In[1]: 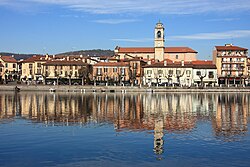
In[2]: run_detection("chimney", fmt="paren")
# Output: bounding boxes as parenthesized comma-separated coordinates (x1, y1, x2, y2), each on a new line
(225, 44, 233, 47)
(67, 56, 69, 61)
(164, 60, 167, 66)
(45, 54, 49, 60)
(147, 60, 151, 65)
(181, 60, 184, 66)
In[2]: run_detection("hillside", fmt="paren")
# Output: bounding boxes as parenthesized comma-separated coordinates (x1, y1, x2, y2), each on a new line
(56, 49, 114, 57)
(0, 49, 114, 60)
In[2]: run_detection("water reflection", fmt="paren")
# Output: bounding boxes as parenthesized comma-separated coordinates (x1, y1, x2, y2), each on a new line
(0, 92, 249, 154)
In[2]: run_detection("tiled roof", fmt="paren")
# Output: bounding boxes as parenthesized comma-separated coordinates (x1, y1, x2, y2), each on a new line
(45, 60, 87, 66)
(93, 62, 129, 67)
(0, 56, 17, 63)
(215, 46, 248, 51)
(22, 55, 46, 63)
(192, 60, 217, 69)
(117, 47, 154, 53)
(116, 47, 197, 53)
(143, 60, 216, 69)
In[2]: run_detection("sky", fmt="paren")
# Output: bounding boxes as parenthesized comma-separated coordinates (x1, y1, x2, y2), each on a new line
(0, 0, 250, 60)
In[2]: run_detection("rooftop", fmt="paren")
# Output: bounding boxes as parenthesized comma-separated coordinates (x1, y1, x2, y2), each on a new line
(116, 47, 197, 53)
(0, 55, 17, 63)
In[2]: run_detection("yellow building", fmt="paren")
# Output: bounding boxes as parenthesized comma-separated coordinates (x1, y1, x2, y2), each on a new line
(115, 22, 198, 62)
(43, 59, 90, 85)
(92, 62, 130, 85)
(21, 55, 47, 82)
(0, 55, 18, 83)
(213, 44, 248, 86)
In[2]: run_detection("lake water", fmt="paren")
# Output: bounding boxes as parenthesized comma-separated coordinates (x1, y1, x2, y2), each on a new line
(0, 92, 250, 167)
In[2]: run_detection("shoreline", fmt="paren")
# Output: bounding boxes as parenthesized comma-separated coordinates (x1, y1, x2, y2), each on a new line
(0, 85, 250, 93)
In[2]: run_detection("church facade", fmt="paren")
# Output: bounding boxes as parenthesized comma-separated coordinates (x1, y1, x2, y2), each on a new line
(114, 22, 198, 62)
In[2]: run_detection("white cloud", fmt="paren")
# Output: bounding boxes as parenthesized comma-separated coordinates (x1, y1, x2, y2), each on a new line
(3, 0, 250, 15)
(93, 19, 139, 24)
(206, 18, 240, 22)
(169, 30, 250, 40)
(112, 38, 153, 42)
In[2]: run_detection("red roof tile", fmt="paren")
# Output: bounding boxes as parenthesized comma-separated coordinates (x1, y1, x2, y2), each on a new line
(93, 62, 129, 67)
(0, 56, 17, 63)
(143, 60, 216, 69)
(215, 46, 248, 51)
(165, 47, 197, 53)
(45, 60, 87, 66)
(117, 47, 154, 53)
(22, 55, 46, 63)
(116, 47, 197, 53)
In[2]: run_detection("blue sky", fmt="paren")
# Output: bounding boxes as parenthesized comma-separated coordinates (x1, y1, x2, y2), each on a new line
(0, 0, 250, 60)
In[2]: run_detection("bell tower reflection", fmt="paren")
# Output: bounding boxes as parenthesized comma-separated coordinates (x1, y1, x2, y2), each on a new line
(153, 115, 164, 156)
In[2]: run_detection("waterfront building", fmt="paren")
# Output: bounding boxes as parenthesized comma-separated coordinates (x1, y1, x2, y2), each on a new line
(92, 62, 130, 85)
(0, 55, 18, 83)
(192, 60, 217, 87)
(114, 21, 198, 62)
(20, 55, 47, 82)
(143, 59, 217, 87)
(0, 62, 3, 82)
(213, 44, 248, 86)
(43, 58, 90, 85)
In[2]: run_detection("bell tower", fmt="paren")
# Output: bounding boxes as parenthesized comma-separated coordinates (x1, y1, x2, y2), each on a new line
(154, 21, 165, 61)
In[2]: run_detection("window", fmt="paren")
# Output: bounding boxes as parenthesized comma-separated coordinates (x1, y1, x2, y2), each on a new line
(37, 63, 41, 68)
(147, 70, 152, 75)
(70, 66, 73, 70)
(121, 68, 125, 75)
(169, 70, 173, 75)
(97, 68, 102, 75)
(176, 70, 181, 75)
(75, 71, 77, 77)
(209, 71, 214, 78)
(133, 63, 138, 69)
(113, 68, 117, 72)
(196, 71, 201, 76)
(186, 70, 191, 77)
(13, 64, 16, 68)
(104, 68, 108, 73)
(29, 64, 33, 69)
(0, 68, 2, 72)
(157, 31, 161, 38)
(37, 69, 41, 74)
(176, 55, 178, 59)
(158, 70, 163, 75)
(5, 63, 8, 68)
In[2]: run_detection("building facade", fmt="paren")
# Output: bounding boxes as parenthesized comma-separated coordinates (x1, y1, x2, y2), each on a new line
(114, 22, 198, 62)
(0, 55, 18, 83)
(213, 44, 248, 86)
(92, 62, 130, 85)
(143, 60, 217, 87)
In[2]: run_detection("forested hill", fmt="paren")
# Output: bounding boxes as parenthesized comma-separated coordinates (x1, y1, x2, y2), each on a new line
(0, 49, 114, 60)
(0, 53, 35, 60)
(56, 49, 114, 57)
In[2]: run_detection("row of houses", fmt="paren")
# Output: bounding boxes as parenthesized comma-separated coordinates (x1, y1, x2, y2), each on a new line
(0, 45, 248, 87)
(0, 22, 249, 87)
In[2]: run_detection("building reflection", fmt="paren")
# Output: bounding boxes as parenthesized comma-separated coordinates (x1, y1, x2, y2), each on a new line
(212, 93, 248, 139)
(0, 92, 249, 153)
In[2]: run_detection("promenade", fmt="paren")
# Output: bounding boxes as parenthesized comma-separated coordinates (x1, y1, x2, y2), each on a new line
(1, 85, 250, 93)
